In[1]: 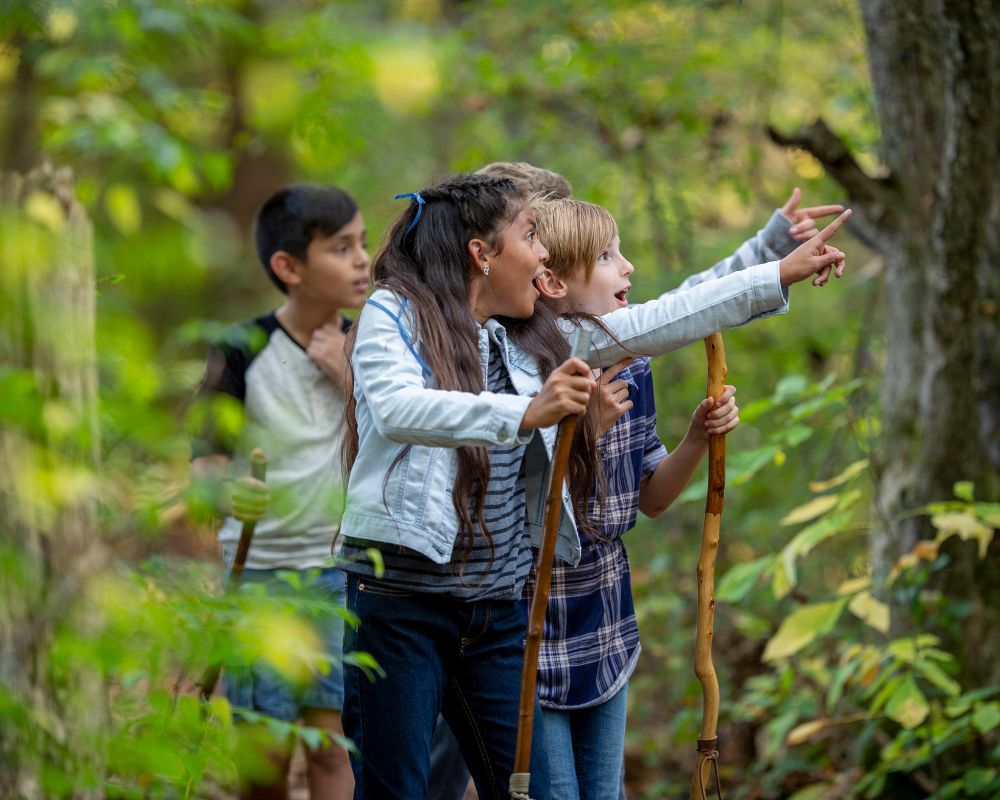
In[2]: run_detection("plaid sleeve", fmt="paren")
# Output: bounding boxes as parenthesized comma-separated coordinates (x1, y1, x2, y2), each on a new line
(637, 360, 668, 478)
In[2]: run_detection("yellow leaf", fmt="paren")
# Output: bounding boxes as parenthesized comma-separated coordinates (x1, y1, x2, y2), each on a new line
(781, 495, 839, 526)
(763, 599, 847, 662)
(848, 591, 890, 634)
(786, 714, 868, 746)
(808, 459, 869, 492)
(208, 696, 233, 727)
(836, 576, 871, 596)
(886, 675, 929, 729)
(786, 719, 831, 746)
(771, 561, 792, 600)
(932, 512, 994, 559)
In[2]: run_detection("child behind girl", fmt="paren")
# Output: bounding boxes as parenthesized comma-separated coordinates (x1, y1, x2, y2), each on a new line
(338, 173, 849, 800)
(527, 198, 746, 800)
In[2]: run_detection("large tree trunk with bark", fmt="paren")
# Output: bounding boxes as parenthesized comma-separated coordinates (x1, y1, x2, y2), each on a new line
(0, 164, 104, 797)
(771, 0, 1000, 687)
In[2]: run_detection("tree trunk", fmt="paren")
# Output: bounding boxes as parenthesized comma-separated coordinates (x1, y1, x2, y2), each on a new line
(772, 0, 1000, 687)
(0, 163, 104, 797)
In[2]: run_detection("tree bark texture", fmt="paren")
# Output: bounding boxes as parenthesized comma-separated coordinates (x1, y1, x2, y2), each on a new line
(774, 0, 1000, 686)
(0, 163, 104, 797)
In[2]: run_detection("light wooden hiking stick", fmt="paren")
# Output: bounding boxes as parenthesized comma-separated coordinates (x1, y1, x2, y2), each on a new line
(510, 328, 592, 800)
(199, 448, 267, 702)
(691, 333, 727, 800)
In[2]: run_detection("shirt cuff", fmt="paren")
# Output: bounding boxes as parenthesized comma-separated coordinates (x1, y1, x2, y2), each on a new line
(492, 392, 534, 445)
(762, 209, 800, 261)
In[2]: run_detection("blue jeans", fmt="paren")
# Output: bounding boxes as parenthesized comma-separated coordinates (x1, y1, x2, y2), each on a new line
(342, 575, 550, 800)
(540, 683, 628, 800)
(224, 567, 347, 720)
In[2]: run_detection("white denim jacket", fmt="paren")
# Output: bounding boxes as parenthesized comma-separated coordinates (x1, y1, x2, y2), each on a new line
(340, 210, 796, 566)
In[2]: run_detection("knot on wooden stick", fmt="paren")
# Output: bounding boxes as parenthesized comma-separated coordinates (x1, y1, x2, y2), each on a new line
(696, 737, 720, 758)
(696, 738, 724, 800)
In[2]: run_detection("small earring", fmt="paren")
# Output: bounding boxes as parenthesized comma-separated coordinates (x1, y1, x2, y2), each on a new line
(482, 261, 490, 277)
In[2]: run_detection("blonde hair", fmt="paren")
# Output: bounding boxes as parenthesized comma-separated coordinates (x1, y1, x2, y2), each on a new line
(476, 161, 572, 200)
(532, 198, 617, 282)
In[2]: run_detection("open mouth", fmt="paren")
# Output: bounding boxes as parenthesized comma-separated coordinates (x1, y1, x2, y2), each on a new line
(353, 279, 370, 292)
(614, 288, 629, 305)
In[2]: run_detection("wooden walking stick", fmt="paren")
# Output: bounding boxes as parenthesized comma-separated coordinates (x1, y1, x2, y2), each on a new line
(510, 328, 592, 800)
(198, 447, 267, 702)
(691, 333, 727, 800)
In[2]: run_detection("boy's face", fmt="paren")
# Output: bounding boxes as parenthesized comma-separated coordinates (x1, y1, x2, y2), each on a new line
(563, 235, 635, 316)
(296, 212, 370, 310)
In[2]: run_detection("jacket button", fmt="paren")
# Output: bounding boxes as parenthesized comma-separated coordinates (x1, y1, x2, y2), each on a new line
(498, 425, 509, 442)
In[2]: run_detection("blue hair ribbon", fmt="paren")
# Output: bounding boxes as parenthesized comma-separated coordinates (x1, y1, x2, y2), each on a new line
(394, 191, 426, 241)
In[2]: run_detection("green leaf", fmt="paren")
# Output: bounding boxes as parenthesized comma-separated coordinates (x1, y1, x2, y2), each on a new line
(763, 598, 848, 662)
(780, 510, 855, 588)
(885, 674, 930, 729)
(953, 481, 975, 502)
(964, 768, 997, 793)
(971, 702, 1000, 734)
(914, 659, 961, 698)
(716, 555, 776, 604)
(788, 784, 835, 800)
(827, 658, 862, 711)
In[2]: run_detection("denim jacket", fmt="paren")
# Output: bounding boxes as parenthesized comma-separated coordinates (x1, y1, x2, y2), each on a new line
(340, 210, 796, 566)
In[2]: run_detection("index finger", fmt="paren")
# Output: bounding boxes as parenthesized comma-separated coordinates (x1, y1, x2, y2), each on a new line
(560, 357, 593, 377)
(599, 357, 634, 384)
(814, 208, 852, 244)
(800, 204, 845, 219)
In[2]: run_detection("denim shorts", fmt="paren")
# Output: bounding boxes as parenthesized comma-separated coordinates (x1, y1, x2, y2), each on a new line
(224, 566, 347, 721)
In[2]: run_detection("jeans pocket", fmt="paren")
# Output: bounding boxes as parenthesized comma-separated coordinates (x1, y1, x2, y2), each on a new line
(357, 579, 416, 598)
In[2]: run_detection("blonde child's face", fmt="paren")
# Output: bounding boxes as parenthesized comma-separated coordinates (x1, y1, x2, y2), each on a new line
(563, 234, 635, 316)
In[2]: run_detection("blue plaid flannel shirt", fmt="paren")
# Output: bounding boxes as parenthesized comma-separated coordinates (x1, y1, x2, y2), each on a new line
(525, 357, 667, 709)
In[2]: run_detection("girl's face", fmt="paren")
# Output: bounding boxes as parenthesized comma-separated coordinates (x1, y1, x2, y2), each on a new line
(563, 234, 635, 316)
(471, 205, 549, 322)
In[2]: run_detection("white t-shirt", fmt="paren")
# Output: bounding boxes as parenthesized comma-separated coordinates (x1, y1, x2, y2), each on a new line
(194, 312, 348, 570)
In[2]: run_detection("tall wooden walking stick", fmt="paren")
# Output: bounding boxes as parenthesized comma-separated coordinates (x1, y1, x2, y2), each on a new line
(691, 333, 727, 800)
(510, 328, 592, 800)
(198, 448, 267, 702)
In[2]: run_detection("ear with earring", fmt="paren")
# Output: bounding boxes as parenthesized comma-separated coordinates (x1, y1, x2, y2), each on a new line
(482, 260, 490, 277)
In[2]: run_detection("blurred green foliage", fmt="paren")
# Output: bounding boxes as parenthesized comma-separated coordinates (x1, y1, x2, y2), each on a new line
(1, 1, 995, 798)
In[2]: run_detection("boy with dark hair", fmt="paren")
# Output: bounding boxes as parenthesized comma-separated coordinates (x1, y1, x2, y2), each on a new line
(191, 183, 369, 800)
